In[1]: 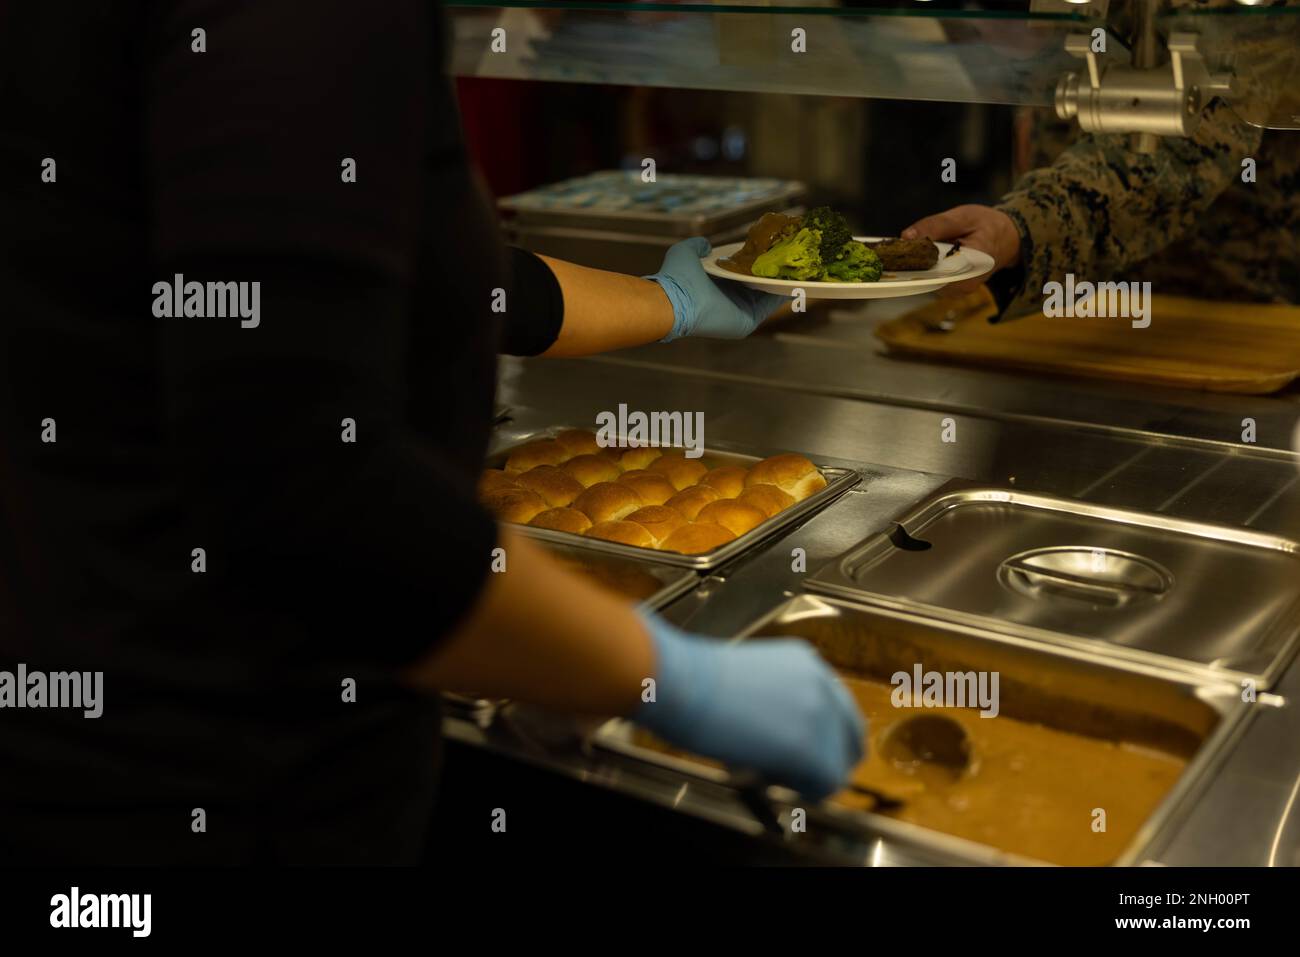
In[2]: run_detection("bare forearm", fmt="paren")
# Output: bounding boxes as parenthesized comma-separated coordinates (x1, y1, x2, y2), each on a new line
(402, 528, 655, 714)
(537, 254, 674, 356)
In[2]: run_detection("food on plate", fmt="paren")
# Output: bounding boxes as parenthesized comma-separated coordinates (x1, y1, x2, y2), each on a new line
(745, 453, 827, 501)
(625, 505, 686, 545)
(696, 499, 766, 537)
(699, 465, 749, 498)
(648, 452, 709, 491)
(514, 465, 584, 507)
(585, 520, 656, 548)
(620, 446, 664, 470)
(802, 206, 854, 262)
(752, 227, 826, 281)
(718, 206, 943, 282)
(825, 240, 884, 283)
(866, 237, 941, 271)
(562, 453, 623, 487)
(482, 487, 548, 524)
(737, 483, 795, 518)
(504, 439, 568, 473)
(717, 211, 801, 276)
(618, 470, 677, 506)
(572, 481, 644, 523)
(662, 485, 721, 521)
(659, 522, 737, 555)
(530, 506, 593, 534)
(721, 206, 882, 283)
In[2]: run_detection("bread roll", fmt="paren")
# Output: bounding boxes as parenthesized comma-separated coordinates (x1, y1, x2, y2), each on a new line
(618, 470, 677, 506)
(737, 483, 796, 518)
(478, 469, 519, 496)
(554, 429, 602, 460)
(572, 482, 644, 523)
(585, 520, 655, 548)
(514, 465, 584, 507)
(562, 454, 622, 487)
(530, 507, 593, 534)
(659, 522, 736, 555)
(504, 439, 567, 473)
(696, 499, 766, 537)
(744, 453, 826, 501)
(625, 505, 686, 545)
(648, 452, 708, 491)
(482, 487, 548, 524)
(620, 446, 664, 470)
(700, 465, 749, 499)
(663, 485, 720, 521)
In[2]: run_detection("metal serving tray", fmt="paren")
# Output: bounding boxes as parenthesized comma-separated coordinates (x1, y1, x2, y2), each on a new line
(807, 483, 1300, 687)
(591, 594, 1251, 866)
(498, 171, 807, 238)
(486, 427, 861, 571)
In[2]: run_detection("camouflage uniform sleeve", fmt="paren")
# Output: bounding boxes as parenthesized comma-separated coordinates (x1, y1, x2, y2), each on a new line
(994, 98, 1264, 318)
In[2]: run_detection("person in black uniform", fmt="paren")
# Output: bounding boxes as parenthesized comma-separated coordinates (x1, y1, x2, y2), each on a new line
(0, 0, 862, 864)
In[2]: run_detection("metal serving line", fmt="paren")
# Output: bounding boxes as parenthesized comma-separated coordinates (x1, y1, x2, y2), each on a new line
(451, 292, 1300, 867)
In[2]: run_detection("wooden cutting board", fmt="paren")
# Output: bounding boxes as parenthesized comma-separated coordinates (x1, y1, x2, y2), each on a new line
(875, 288, 1300, 394)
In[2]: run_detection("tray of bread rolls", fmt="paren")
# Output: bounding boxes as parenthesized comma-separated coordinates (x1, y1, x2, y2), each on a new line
(479, 427, 861, 570)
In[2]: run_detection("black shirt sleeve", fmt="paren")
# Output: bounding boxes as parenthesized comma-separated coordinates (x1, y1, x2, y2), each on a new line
(146, 0, 500, 668)
(501, 247, 565, 356)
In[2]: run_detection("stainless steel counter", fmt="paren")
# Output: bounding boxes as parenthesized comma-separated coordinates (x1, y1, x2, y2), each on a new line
(461, 299, 1300, 866)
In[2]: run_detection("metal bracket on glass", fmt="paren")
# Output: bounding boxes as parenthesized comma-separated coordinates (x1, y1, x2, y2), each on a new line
(1055, 32, 1235, 139)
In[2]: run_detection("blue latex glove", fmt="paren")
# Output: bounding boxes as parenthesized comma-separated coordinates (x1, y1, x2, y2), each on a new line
(634, 613, 866, 800)
(645, 237, 788, 341)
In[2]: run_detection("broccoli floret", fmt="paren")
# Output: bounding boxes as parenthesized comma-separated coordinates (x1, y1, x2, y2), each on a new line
(801, 206, 852, 262)
(751, 227, 824, 280)
(824, 241, 883, 283)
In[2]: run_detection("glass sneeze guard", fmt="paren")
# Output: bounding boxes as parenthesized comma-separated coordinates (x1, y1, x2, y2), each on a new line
(447, 1, 1300, 129)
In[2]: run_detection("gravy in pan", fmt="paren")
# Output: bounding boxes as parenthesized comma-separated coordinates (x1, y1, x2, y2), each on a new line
(833, 677, 1188, 866)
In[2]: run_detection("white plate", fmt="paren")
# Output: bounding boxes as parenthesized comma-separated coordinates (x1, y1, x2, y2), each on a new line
(701, 236, 994, 300)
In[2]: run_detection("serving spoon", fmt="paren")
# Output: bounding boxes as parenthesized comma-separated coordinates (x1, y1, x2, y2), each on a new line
(879, 713, 972, 784)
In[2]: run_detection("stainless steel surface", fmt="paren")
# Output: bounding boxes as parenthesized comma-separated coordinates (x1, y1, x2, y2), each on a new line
(574, 295, 1300, 454)
(487, 426, 861, 570)
(468, 322, 1300, 866)
(808, 483, 1300, 684)
(592, 594, 1250, 866)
